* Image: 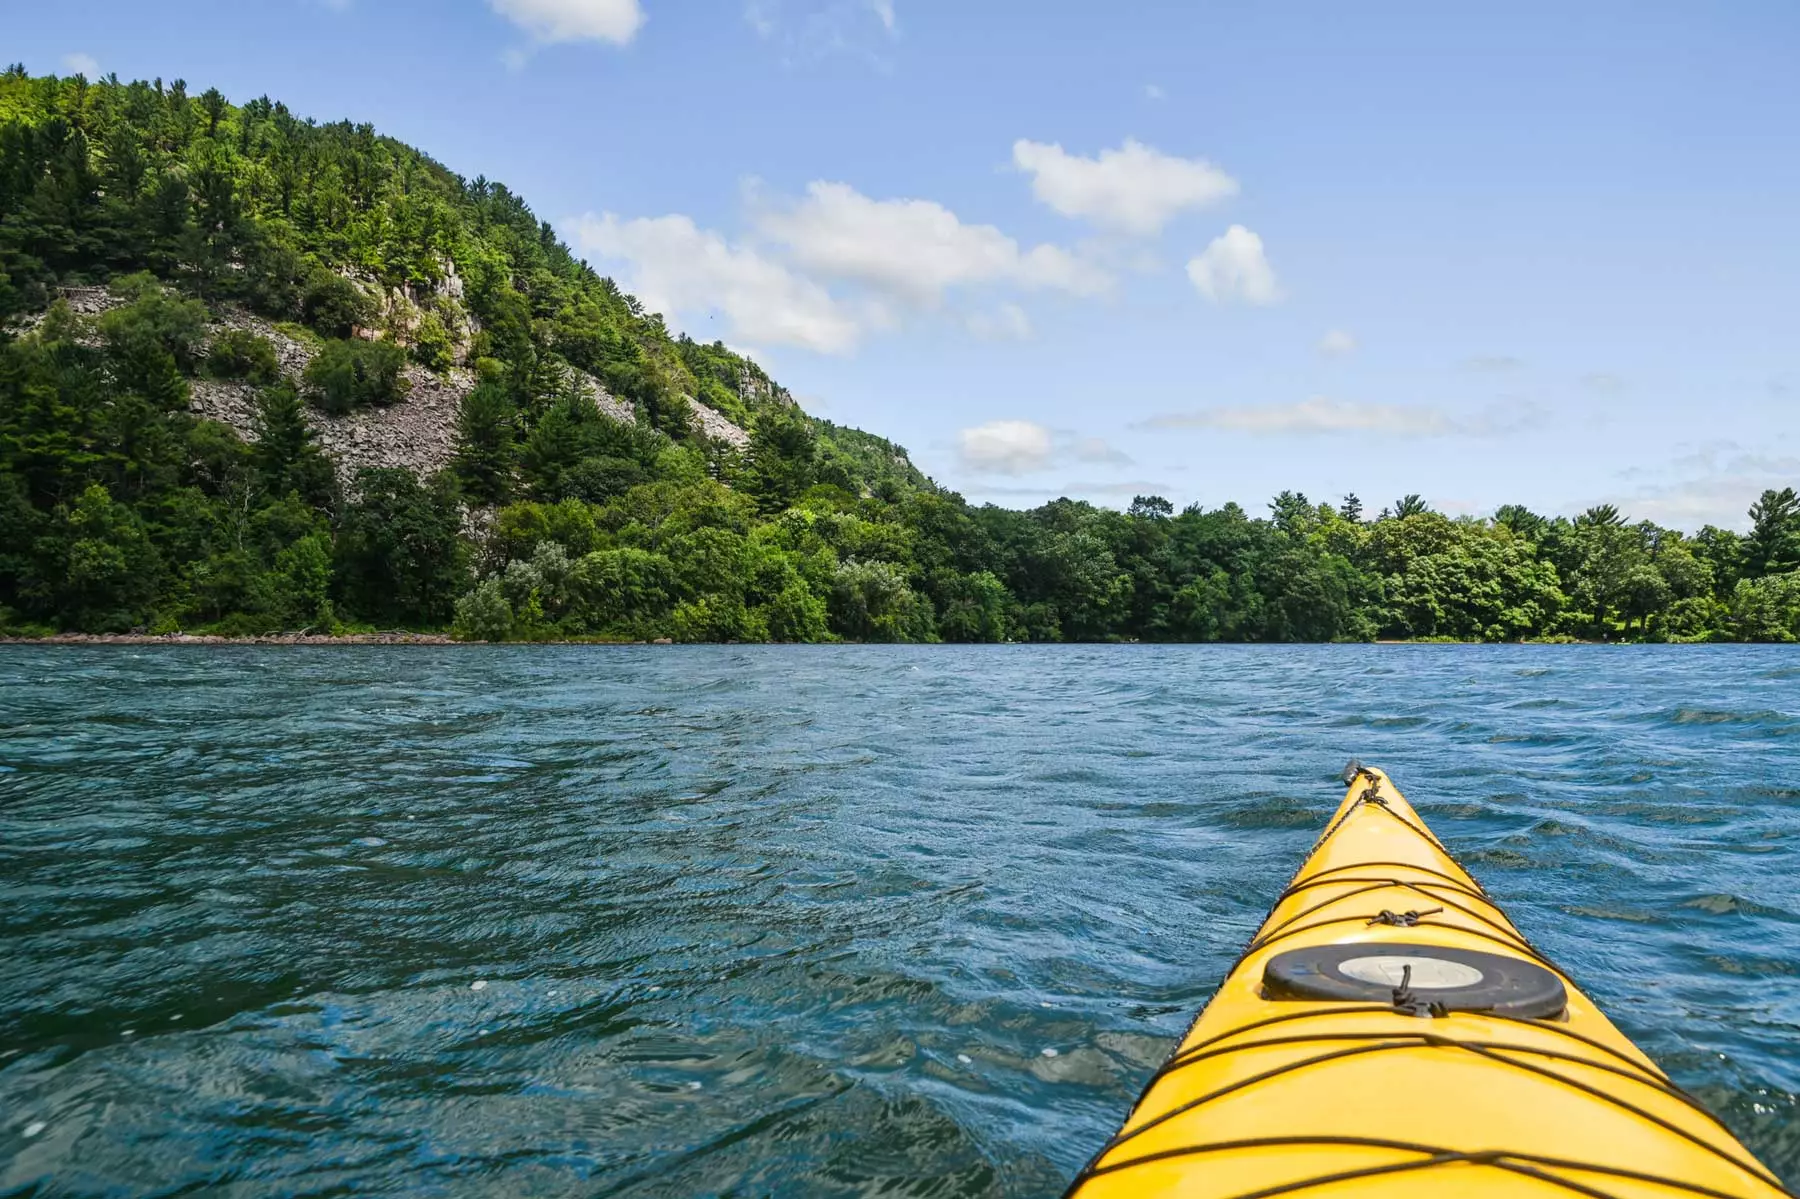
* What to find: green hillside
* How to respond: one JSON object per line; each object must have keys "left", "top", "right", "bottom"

{"left": 2, "top": 67, "right": 1798, "bottom": 642}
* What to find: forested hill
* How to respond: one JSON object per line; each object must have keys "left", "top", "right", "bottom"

{"left": 3, "top": 68, "right": 1799, "bottom": 643}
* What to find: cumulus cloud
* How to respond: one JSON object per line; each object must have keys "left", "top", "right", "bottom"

{"left": 959, "top": 420, "right": 1055, "bottom": 475}
{"left": 1139, "top": 396, "right": 1535, "bottom": 437}
{"left": 956, "top": 421, "right": 1131, "bottom": 475}
{"left": 569, "top": 168, "right": 1122, "bottom": 354}
{"left": 570, "top": 212, "right": 860, "bottom": 354}
{"left": 1012, "top": 138, "right": 1237, "bottom": 237}
{"left": 1318, "top": 329, "right": 1356, "bottom": 356}
{"left": 1186, "top": 225, "right": 1281, "bottom": 305}
{"left": 755, "top": 181, "right": 1111, "bottom": 306}
{"left": 489, "top": 0, "right": 644, "bottom": 45}
{"left": 61, "top": 53, "right": 100, "bottom": 77}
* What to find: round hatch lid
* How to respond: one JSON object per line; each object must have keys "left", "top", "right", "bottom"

{"left": 1262, "top": 941, "right": 1567, "bottom": 1018}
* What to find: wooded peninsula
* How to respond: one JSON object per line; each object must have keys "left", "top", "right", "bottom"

{"left": 3, "top": 69, "right": 1798, "bottom": 644}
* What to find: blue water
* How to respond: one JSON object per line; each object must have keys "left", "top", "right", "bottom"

{"left": 2, "top": 645, "right": 1797, "bottom": 1196}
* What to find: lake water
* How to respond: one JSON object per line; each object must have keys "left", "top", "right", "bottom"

{"left": 2, "top": 645, "right": 1798, "bottom": 1196}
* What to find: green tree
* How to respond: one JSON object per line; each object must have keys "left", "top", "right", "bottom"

{"left": 52, "top": 483, "right": 162, "bottom": 630}
{"left": 742, "top": 409, "right": 818, "bottom": 515}
{"left": 301, "top": 271, "right": 372, "bottom": 338}
{"left": 451, "top": 378, "right": 517, "bottom": 504}
{"left": 1730, "top": 570, "right": 1800, "bottom": 642}
{"left": 830, "top": 559, "right": 935, "bottom": 642}
{"left": 564, "top": 546, "right": 676, "bottom": 634}
{"left": 412, "top": 311, "right": 454, "bottom": 372}
{"left": 204, "top": 328, "right": 281, "bottom": 383}
{"left": 252, "top": 381, "right": 337, "bottom": 509}
{"left": 333, "top": 468, "right": 467, "bottom": 625}
{"left": 935, "top": 570, "right": 1012, "bottom": 642}
{"left": 1568, "top": 517, "right": 1645, "bottom": 634}
{"left": 304, "top": 339, "right": 408, "bottom": 414}
{"left": 1746, "top": 487, "right": 1800, "bottom": 577}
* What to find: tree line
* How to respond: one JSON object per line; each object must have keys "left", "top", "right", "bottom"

{"left": 3, "top": 68, "right": 1798, "bottom": 643}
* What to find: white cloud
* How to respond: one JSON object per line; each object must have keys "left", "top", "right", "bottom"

{"left": 1140, "top": 396, "right": 1535, "bottom": 437}
{"left": 959, "top": 420, "right": 1055, "bottom": 475}
{"left": 1143, "top": 83, "right": 1166, "bottom": 101}
{"left": 1318, "top": 328, "right": 1356, "bottom": 356}
{"left": 1012, "top": 138, "right": 1237, "bottom": 237}
{"left": 1462, "top": 354, "right": 1523, "bottom": 373}
{"left": 1186, "top": 225, "right": 1281, "bottom": 305}
{"left": 755, "top": 181, "right": 1112, "bottom": 306}
{"left": 570, "top": 212, "right": 861, "bottom": 354}
{"left": 61, "top": 53, "right": 100, "bottom": 77}
{"left": 966, "top": 303, "right": 1033, "bottom": 341}
{"left": 870, "top": 0, "right": 895, "bottom": 33}
{"left": 956, "top": 421, "right": 1131, "bottom": 475}
{"left": 489, "top": 0, "right": 644, "bottom": 45}
{"left": 1580, "top": 372, "right": 1626, "bottom": 394}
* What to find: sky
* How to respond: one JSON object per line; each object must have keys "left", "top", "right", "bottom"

{"left": 7, "top": 0, "right": 1799, "bottom": 528}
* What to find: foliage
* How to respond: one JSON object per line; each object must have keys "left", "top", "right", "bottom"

{"left": 411, "top": 311, "right": 454, "bottom": 372}
{"left": 303, "top": 338, "right": 408, "bottom": 414}
{"left": 2, "top": 68, "right": 1797, "bottom": 643}
{"left": 1730, "top": 570, "right": 1800, "bottom": 642}
{"left": 204, "top": 327, "right": 281, "bottom": 384}
{"left": 332, "top": 468, "right": 466, "bottom": 625}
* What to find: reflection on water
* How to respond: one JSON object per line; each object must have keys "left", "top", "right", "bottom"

{"left": 1, "top": 645, "right": 1796, "bottom": 1195}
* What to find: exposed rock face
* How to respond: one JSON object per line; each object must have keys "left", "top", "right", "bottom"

{"left": 189, "top": 367, "right": 472, "bottom": 483}
{"left": 56, "top": 285, "right": 118, "bottom": 317}
{"left": 567, "top": 368, "right": 635, "bottom": 426}
{"left": 188, "top": 309, "right": 471, "bottom": 482}
{"left": 689, "top": 396, "right": 751, "bottom": 449}
{"left": 188, "top": 310, "right": 755, "bottom": 484}
{"left": 20, "top": 287, "right": 757, "bottom": 484}
{"left": 738, "top": 367, "right": 794, "bottom": 408}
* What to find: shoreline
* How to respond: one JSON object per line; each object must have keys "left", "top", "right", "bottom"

{"left": 0, "top": 634, "right": 1723, "bottom": 647}
{"left": 1, "top": 632, "right": 462, "bottom": 646}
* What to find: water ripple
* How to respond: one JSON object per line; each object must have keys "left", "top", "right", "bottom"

{"left": 1, "top": 644, "right": 1796, "bottom": 1195}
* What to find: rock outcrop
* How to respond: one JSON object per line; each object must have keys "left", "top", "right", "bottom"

{"left": 19, "top": 287, "right": 758, "bottom": 485}
{"left": 689, "top": 396, "right": 751, "bottom": 449}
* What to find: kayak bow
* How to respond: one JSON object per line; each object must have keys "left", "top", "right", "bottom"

{"left": 1066, "top": 766, "right": 1791, "bottom": 1199}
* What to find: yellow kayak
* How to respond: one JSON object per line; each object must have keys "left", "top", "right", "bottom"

{"left": 1066, "top": 765, "right": 1792, "bottom": 1199}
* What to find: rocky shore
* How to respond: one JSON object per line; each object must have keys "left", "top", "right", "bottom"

{"left": 3, "top": 632, "right": 459, "bottom": 646}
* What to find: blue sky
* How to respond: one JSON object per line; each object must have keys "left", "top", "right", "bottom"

{"left": 9, "top": 0, "right": 1799, "bottom": 528}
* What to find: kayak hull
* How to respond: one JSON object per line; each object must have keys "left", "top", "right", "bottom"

{"left": 1067, "top": 767, "right": 1790, "bottom": 1199}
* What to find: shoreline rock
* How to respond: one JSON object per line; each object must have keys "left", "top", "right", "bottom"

{"left": 2, "top": 632, "right": 459, "bottom": 646}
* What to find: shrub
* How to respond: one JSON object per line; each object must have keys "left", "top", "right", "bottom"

{"left": 453, "top": 578, "right": 513, "bottom": 641}
{"left": 412, "top": 311, "right": 455, "bottom": 372}
{"left": 1731, "top": 570, "right": 1800, "bottom": 642}
{"left": 98, "top": 277, "right": 209, "bottom": 373}
{"left": 204, "top": 329, "right": 281, "bottom": 383}
{"left": 304, "top": 339, "right": 409, "bottom": 415}
{"left": 300, "top": 270, "right": 372, "bottom": 338}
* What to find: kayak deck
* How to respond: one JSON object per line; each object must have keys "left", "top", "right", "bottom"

{"left": 1066, "top": 766, "right": 1791, "bottom": 1199}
